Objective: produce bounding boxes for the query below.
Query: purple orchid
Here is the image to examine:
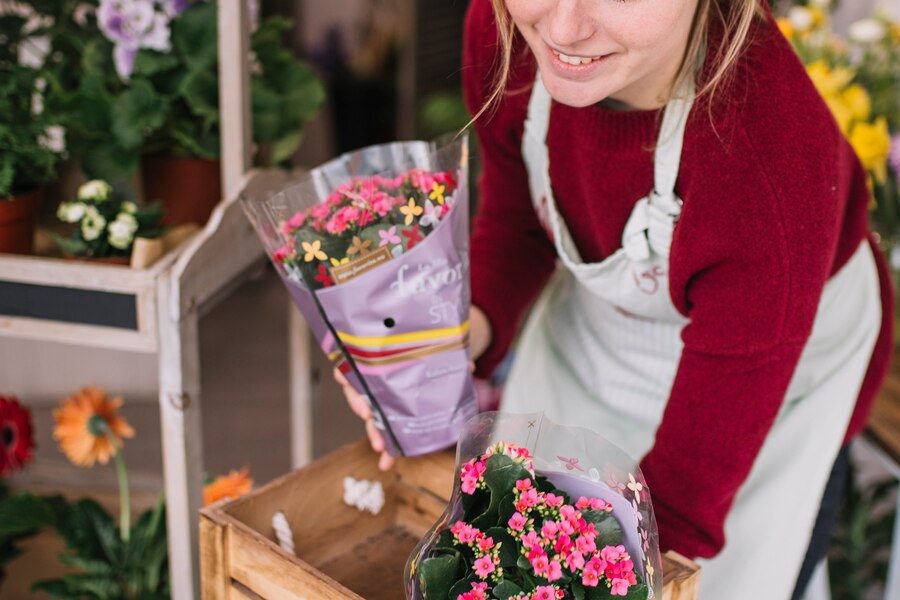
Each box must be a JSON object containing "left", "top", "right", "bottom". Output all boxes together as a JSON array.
[{"left": 97, "top": 0, "right": 174, "bottom": 80}]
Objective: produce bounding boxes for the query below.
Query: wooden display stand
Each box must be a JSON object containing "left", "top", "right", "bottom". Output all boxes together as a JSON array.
[{"left": 199, "top": 441, "right": 700, "bottom": 600}]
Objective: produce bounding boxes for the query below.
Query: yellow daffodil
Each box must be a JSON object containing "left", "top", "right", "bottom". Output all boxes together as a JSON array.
[
  {"left": 824, "top": 95, "right": 854, "bottom": 138},
  {"left": 776, "top": 18, "right": 794, "bottom": 40},
  {"left": 330, "top": 257, "right": 349, "bottom": 267},
  {"left": 841, "top": 84, "right": 871, "bottom": 122},
  {"left": 429, "top": 182, "right": 446, "bottom": 205},
  {"left": 890, "top": 22, "right": 900, "bottom": 45},
  {"left": 809, "top": 7, "right": 828, "bottom": 29},
  {"left": 849, "top": 117, "right": 891, "bottom": 184},
  {"left": 806, "top": 60, "right": 854, "bottom": 97},
  {"left": 347, "top": 235, "right": 372, "bottom": 256},
  {"left": 400, "top": 198, "right": 423, "bottom": 226},
  {"left": 302, "top": 240, "right": 327, "bottom": 262}
]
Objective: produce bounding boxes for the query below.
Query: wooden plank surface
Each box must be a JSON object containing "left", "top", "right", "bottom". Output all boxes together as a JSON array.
[
  {"left": 203, "top": 440, "right": 700, "bottom": 599},
  {"left": 866, "top": 347, "right": 900, "bottom": 466}
]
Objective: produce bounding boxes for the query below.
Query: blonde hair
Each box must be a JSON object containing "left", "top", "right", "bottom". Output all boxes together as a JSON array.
[{"left": 472, "top": 0, "right": 765, "bottom": 122}]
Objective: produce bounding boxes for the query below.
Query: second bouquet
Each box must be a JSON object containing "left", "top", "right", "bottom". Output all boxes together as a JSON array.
[{"left": 242, "top": 136, "right": 476, "bottom": 457}]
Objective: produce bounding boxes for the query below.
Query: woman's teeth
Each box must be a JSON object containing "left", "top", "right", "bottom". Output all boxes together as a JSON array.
[{"left": 553, "top": 50, "right": 600, "bottom": 65}]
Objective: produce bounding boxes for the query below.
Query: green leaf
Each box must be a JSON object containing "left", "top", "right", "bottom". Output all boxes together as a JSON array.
[
  {"left": 472, "top": 454, "right": 532, "bottom": 530},
  {"left": 448, "top": 576, "right": 478, "bottom": 599},
  {"left": 572, "top": 581, "right": 586, "bottom": 600},
  {"left": 179, "top": 68, "right": 219, "bottom": 123},
  {"left": 0, "top": 493, "right": 56, "bottom": 536},
  {"left": 56, "top": 499, "right": 122, "bottom": 567},
  {"left": 419, "top": 552, "right": 461, "bottom": 600},
  {"left": 485, "top": 527, "right": 518, "bottom": 568},
  {"left": 49, "top": 232, "right": 89, "bottom": 256},
  {"left": 582, "top": 509, "right": 623, "bottom": 550},
  {"left": 133, "top": 51, "right": 180, "bottom": 77},
  {"left": 57, "top": 554, "right": 114, "bottom": 576},
  {"left": 269, "top": 130, "right": 302, "bottom": 166},
  {"left": 112, "top": 80, "right": 168, "bottom": 149},
  {"left": 492, "top": 579, "right": 523, "bottom": 599},
  {"left": 83, "top": 143, "right": 139, "bottom": 181},
  {"left": 172, "top": 2, "right": 218, "bottom": 71}
]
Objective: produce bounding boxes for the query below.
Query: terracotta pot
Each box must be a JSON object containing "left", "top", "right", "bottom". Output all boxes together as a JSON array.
[
  {"left": 141, "top": 155, "right": 222, "bottom": 226},
  {"left": 0, "top": 188, "right": 40, "bottom": 255}
]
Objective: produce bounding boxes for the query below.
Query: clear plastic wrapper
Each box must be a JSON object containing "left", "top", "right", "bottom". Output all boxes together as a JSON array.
[{"left": 407, "top": 411, "right": 663, "bottom": 599}]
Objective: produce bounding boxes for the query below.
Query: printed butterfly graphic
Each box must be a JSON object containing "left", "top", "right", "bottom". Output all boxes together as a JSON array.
[{"left": 557, "top": 456, "right": 584, "bottom": 472}]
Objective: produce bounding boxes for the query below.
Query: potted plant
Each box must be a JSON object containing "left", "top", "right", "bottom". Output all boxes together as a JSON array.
[
  {"left": 0, "top": 9, "right": 65, "bottom": 254},
  {"left": 35, "top": 0, "right": 324, "bottom": 227},
  {"left": 52, "top": 179, "right": 165, "bottom": 263}
]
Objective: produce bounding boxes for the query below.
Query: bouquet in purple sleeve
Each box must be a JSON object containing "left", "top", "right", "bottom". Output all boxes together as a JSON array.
[{"left": 241, "top": 136, "right": 476, "bottom": 457}]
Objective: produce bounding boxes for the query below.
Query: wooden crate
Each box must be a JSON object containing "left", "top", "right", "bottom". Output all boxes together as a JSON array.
[{"left": 199, "top": 440, "right": 700, "bottom": 600}]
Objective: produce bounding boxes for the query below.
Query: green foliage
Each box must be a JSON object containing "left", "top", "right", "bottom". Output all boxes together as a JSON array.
[
  {"left": 31, "top": 0, "right": 324, "bottom": 183},
  {"left": 32, "top": 496, "right": 170, "bottom": 600},
  {"left": 828, "top": 463, "right": 897, "bottom": 600},
  {"left": 0, "top": 482, "right": 60, "bottom": 582},
  {"left": 0, "top": 15, "right": 63, "bottom": 197}
]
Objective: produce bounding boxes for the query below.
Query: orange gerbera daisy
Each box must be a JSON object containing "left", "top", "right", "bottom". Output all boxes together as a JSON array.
[
  {"left": 204, "top": 467, "right": 253, "bottom": 506},
  {"left": 53, "top": 386, "right": 135, "bottom": 467}
]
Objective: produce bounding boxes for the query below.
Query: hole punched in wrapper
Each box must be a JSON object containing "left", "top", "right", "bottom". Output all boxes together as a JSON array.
[{"left": 383, "top": 317, "right": 396, "bottom": 328}]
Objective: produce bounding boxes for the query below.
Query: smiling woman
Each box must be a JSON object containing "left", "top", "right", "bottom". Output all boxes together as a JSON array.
[{"left": 455, "top": 0, "right": 894, "bottom": 599}]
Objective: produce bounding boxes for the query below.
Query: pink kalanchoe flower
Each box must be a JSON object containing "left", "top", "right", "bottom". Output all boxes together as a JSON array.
[
  {"left": 458, "top": 524, "right": 479, "bottom": 544},
  {"left": 547, "top": 560, "right": 563, "bottom": 582},
  {"left": 461, "top": 476, "right": 479, "bottom": 495},
  {"left": 521, "top": 530, "right": 541, "bottom": 549},
  {"left": 478, "top": 536, "right": 495, "bottom": 552},
  {"left": 357, "top": 209, "right": 375, "bottom": 227},
  {"left": 532, "top": 586, "right": 556, "bottom": 600},
  {"left": 576, "top": 534, "right": 597, "bottom": 555},
  {"left": 544, "top": 493, "right": 564, "bottom": 508},
  {"left": 601, "top": 545, "right": 627, "bottom": 563},
  {"left": 586, "top": 556, "right": 607, "bottom": 574},
  {"left": 558, "top": 519, "right": 576, "bottom": 536},
  {"left": 560, "top": 505, "right": 577, "bottom": 520},
  {"left": 576, "top": 497, "right": 592, "bottom": 510},
  {"left": 582, "top": 565, "right": 600, "bottom": 587},
  {"left": 554, "top": 534, "right": 573, "bottom": 555},
  {"left": 508, "top": 512, "right": 528, "bottom": 532},
  {"left": 566, "top": 550, "right": 586, "bottom": 571},
  {"left": 473, "top": 555, "right": 495, "bottom": 579},
  {"left": 531, "top": 553, "right": 550, "bottom": 576},
  {"left": 516, "top": 478, "right": 532, "bottom": 491},
  {"left": 310, "top": 203, "right": 331, "bottom": 220},
  {"left": 610, "top": 577, "right": 630, "bottom": 596},
  {"left": 451, "top": 521, "right": 466, "bottom": 536},
  {"left": 273, "top": 246, "right": 289, "bottom": 262},
  {"left": 541, "top": 520, "right": 558, "bottom": 539}
]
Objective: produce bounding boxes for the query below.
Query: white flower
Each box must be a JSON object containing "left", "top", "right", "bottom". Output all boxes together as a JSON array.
[
  {"left": 57, "top": 202, "right": 87, "bottom": 224},
  {"left": 18, "top": 35, "right": 50, "bottom": 68},
  {"left": 849, "top": 18, "right": 886, "bottom": 45},
  {"left": 78, "top": 180, "right": 113, "bottom": 202},
  {"left": 81, "top": 206, "right": 107, "bottom": 241},
  {"left": 108, "top": 212, "right": 139, "bottom": 249},
  {"left": 39, "top": 126, "right": 66, "bottom": 154},
  {"left": 121, "top": 201, "right": 138, "bottom": 214},
  {"left": 788, "top": 6, "right": 814, "bottom": 33}
]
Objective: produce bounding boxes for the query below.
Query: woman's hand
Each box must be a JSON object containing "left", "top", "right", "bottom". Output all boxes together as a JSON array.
[{"left": 334, "top": 305, "right": 493, "bottom": 470}]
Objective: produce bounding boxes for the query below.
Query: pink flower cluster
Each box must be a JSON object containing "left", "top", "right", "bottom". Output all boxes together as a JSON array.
[
  {"left": 507, "top": 585, "right": 565, "bottom": 600},
  {"left": 450, "top": 521, "right": 503, "bottom": 582},
  {"left": 507, "top": 479, "right": 637, "bottom": 596},
  {"left": 461, "top": 441, "right": 535, "bottom": 496}
]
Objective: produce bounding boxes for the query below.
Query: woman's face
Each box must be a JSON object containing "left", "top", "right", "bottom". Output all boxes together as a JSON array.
[{"left": 505, "top": 0, "right": 700, "bottom": 110}]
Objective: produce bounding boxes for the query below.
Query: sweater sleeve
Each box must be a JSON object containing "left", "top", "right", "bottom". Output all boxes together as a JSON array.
[
  {"left": 638, "top": 103, "right": 854, "bottom": 558},
  {"left": 463, "top": 0, "right": 558, "bottom": 378}
]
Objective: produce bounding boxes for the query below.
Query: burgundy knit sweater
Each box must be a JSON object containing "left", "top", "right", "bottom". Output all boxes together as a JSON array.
[{"left": 463, "top": 0, "right": 893, "bottom": 559}]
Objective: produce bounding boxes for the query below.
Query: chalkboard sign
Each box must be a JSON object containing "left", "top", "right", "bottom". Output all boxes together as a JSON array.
[{"left": 0, "top": 282, "right": 138, "bottom": 330}]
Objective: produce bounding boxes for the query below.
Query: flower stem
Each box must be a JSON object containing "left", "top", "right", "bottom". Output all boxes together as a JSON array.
[{"left": 111, "top": 438, "right": 131, "bottom": 542}]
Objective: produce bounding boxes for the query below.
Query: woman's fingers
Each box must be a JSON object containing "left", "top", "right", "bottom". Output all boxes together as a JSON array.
[
  {"left": 334, "top": 366, "right": 394, "bottom": 470},
  {"left": 335, "top": 366, "right": 372, "bottom": 420},
  {"left": 378, "top": 451, "right": 396, "bottom": 471}
]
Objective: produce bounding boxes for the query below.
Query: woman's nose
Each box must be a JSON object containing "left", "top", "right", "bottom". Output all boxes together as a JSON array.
[{"left": 548, "top": 0, "right": 596, "bottom": 49}]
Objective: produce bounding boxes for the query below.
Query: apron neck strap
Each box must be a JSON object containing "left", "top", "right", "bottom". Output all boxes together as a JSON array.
[{"left": 525, "top": 67, "right": 698, "bottom": 204}]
